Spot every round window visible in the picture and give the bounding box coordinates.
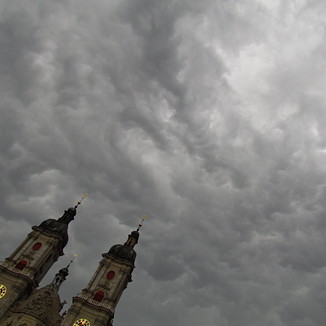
[32,242,42,251]
[107,271,115,280]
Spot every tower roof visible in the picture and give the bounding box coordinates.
[36,207,77,250]
[106,216,148,264]
[51,259,73,290]
[107,227,142,264]
[33,195,88,254]
[108,243,137,264]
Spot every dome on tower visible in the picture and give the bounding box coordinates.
[106,229,140,264]
[59,266,69,277]
[108,244,137,264]
[36,207,77,251]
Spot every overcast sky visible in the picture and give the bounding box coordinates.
[1,0,326,325]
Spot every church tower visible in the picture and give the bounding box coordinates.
[61,218,146,326]
[0,196,86,321]
[0,261,72,326]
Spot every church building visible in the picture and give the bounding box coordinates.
[0,199,144,326]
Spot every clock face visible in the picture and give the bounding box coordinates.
[0,284,7,298]
[73,319,91,326]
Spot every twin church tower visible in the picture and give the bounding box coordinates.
[0,197,145,326]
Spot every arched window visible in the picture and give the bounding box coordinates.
[106,271,115,280]
[93,291,105,302]
[32,242,42,251]
[15,260,27,270]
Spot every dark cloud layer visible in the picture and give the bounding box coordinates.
[1,0,326,325]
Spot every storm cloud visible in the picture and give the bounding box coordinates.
[1,0,326,325]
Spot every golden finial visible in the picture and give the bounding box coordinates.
[75,193,88,209]
[67,254,78,267]
[137,214,149,231]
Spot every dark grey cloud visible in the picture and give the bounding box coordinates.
[1,0,326,325]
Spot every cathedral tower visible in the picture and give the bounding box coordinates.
[61,219,145,326]
[0,197,85,321]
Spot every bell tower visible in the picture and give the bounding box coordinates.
[61,216,147,326]
[0,195,87,321]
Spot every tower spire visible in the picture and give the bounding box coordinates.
[51,255,77,290]
[124,215,149,248]
[57,194,88,225]
[38,194,88,253]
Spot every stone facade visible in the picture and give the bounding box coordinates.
[0,206,142,326]
[0,284,64,326]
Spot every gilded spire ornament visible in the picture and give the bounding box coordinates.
[75,193,89,209]
[137,214,149,231]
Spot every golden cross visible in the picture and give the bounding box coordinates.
[75,193,89,208]
[137,214,149,231]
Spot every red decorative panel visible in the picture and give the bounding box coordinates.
[93,291,105,302]
[32,242,42,251]
[106,271,115,280]
[15,260,27,270]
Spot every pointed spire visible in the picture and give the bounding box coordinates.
[124,215,149,248]
[58,194,88,225]
[36,195,88,253]
[51,256,76,290]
